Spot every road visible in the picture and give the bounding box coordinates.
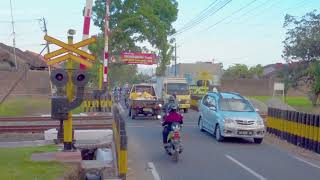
[119,104,320,180]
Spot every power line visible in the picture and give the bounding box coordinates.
[173,0,233,36]
[234,0,310,26]
[174,0,232,35]
[224,0,272,24]
[206,0,259,30]
[176,0,219,31]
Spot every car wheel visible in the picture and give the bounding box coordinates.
[198,117,205,132]
[215,125,224,142]
[254,138,263,144]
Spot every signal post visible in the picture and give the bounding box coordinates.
[44,29,96,151]
[65,30,75,150]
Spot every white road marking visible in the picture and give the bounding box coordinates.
[293,156,320,169]
[225,154,267,180]
[147,162,161,180]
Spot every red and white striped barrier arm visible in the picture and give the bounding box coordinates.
[103,0,110,84]
[80,0,93,69]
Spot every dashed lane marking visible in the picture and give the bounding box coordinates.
[147,162,161,180]
[225,154,267,180]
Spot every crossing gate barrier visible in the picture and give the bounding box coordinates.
[112,105,128,179]
[82,93,113,112]
[267,108,320,154]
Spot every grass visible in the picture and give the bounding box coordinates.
[0,97,85,117]
[0,97,50,117]
[0,145,67,180]
[248,96,319,113]
[247,96,271,103]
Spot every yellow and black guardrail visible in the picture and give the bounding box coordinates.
[112,105,128,180]
[82,94,113,112]
[267,108,320,154]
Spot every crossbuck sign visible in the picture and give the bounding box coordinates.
[44,35,96,67]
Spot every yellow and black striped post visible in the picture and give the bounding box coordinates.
[112,105,128,179]
[267,108,320,154]
[315,115,320,153]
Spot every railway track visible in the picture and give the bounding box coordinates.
[0,114,113,122]
[0,115,114,133]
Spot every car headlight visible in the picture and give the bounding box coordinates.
[256,118,264,126]
[224,118,235,124]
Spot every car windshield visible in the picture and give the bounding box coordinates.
[220,98,254,112]
[167,83,189,95]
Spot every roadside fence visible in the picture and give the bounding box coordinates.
[267,108,320,154]
[112,105,128,179]
[82,93,113,112]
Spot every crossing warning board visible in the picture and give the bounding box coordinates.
[44,35,96,67]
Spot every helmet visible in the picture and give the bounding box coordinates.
[168,96,175,102]
[169,104,178,112]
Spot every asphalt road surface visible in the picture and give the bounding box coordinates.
[119,104,320,180]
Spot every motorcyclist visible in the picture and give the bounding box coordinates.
[163,95,177,113]
[162,104,183,149]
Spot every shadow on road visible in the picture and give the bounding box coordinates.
[200,130,257,145]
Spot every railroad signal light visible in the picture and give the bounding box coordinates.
[51,69,68,87]
[72,70,89,87]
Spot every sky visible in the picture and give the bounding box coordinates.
[0,0,319,69]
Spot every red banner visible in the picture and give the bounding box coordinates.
[121,52,157,65]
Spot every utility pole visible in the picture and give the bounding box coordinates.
[174,43,177,77]
[39,18,54,96]
[9,0,17,70]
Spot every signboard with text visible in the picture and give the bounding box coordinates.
[121,52,157,65]
[189,85,209,96]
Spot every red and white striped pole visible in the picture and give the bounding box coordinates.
[103,0,110,85]
[80,0,93,69]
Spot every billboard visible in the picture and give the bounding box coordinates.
[121,52,157,65]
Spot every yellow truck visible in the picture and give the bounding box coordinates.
[128,83,163,119]
[161,77,191,113]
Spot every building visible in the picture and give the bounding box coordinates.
[0,43,50,71]
[263,63,283,78]
[166,61,223,86]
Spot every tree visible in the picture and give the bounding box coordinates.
[283,10,320,106]
[223,64,250,79]
[283,11,320,62]
[249,64,263,79]
[308,61,320,105]
[91,0,178,78]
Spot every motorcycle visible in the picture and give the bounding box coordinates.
[164,122,183,162]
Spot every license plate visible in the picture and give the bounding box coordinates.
[143,108,152,111]
[173,132,180,139]
[237,130,253,136]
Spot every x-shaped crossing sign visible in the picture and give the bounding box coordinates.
[44,35,96,68]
